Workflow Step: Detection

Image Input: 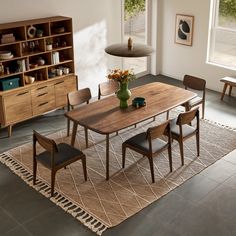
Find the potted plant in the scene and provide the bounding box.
[36,29,43,37]
[46,38,53,51]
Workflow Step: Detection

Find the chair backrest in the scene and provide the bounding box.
[146,120,171,153]
[183,75,206,91]
[176,108,199,126]
[98,80,119,99]
[68,88,92,108]
[147,120,170,140]
[33,130,58,154]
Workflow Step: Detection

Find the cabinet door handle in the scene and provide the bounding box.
[17,91,29,96]
[37,92,48,97]
[37,86,47,90]
[38,102,48,107]
[55,81,64,85]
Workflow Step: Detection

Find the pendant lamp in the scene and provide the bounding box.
[105,37,153,57]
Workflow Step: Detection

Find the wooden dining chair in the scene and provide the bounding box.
[98,80,121,134]
[166,74,206,120]
[33,130,87,197]
[182,75,206,119]
[170,107,200,166]
[122,120,172,183]
[98,80,119,100]
[67,88,92,136]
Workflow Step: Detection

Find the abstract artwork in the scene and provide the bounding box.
[175,14,194,46]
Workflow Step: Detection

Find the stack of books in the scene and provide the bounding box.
[1,33,15,44]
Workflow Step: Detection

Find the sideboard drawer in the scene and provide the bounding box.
[31,85,53,98]
[31,85,55,115]
[32,99,55,116]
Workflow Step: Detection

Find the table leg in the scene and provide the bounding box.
[221,83,228,100]
[106,134,110,180]
[7,125,12,137]
[229,85,232,96]
[71,122,78,147]
[84,127,88,148]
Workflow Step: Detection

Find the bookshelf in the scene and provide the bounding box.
[0,16,77,136]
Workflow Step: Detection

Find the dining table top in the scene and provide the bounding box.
[65,82,197,134]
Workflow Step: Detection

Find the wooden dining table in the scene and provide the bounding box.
[65,82,197,180]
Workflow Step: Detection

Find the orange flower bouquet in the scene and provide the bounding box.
[107,68,136,84]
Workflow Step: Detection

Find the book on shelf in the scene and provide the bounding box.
[52,52,60,64]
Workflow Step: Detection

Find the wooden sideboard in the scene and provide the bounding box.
[0,16,77,136]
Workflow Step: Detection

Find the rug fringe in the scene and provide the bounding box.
[0,152,108,235]
[203,119,236,131]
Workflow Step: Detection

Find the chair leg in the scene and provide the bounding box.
[116,131,119,136]
[82,156,87,181]
[153,116,156,121]
[196,132,200,156]
[122,144,126,168]
[202,103,205,119]
[168,145,173,172]
[84,127,89,148]
[67,118,70,137]
[166,111,169,120]
[229,85,232,96]
[185,102,190,112]
[179,140,184,166]
[33,158,37,185]
[147,156,155,183]
[51,170,56,197]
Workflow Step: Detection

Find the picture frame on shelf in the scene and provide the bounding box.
[175,14,194,46]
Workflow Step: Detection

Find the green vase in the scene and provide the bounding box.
[116,82,131,109]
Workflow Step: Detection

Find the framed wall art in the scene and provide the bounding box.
[175,14,194,46]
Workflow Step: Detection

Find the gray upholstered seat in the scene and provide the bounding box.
[36,143,84,168]
[124,132,168,153]
[170,118,196,138]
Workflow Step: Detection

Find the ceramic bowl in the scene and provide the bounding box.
[24,76,35,84]
[132,97,146,107]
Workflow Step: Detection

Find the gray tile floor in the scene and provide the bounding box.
[0,75,236,236]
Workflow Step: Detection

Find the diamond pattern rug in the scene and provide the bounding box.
[0,115,236,235]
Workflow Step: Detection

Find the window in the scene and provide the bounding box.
[122,0,151,75]
[208,0,236,69]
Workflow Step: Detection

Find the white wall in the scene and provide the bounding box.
[158,0,236,94]
[0,0,122,96]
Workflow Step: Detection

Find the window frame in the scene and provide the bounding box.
[121,0,152,77]
[207,0,236,70]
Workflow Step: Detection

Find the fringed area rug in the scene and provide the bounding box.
[0,115,236,235]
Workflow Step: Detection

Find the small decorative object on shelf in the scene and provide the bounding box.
[54,27,65,34]
[107,68,136,109]
[0,63,4,76]
[1,33,15,44]
[24,75,35,84]
[27,25,36,38]
[36,57,45,66]
[36,29,43,37]
[46,38,53,51]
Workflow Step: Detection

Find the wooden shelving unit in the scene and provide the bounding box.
[0,16,77,136]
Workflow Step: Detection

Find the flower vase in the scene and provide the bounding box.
[116,82,131,109]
